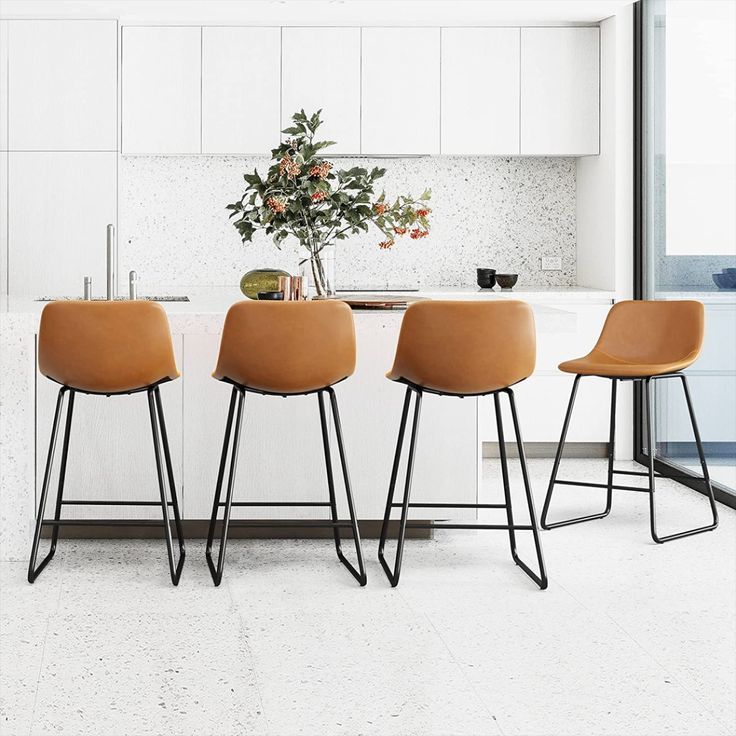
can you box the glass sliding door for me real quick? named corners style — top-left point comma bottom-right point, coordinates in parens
top-left (636, 0), bottom-right (736, 506)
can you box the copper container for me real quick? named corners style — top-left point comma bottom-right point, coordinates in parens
top-left (290, 275), bottom-right (304, 301)
top-left (277, 275), bottom-right (292, 301)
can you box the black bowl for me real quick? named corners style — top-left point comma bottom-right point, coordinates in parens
top-left (476, 268), bottom-right (496, 290)
top-left (257, 290), bottom-right (284, 300)
top-left (713, 273), bottom-right (736, 290)
top-left (495, 273), bottom-right (518, 290)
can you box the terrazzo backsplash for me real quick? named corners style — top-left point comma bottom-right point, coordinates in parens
top-left (119, 156), bottom-right (576, 290)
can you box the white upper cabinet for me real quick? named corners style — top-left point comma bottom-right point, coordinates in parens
top-left (202, 27), bottom-right (280, 154)
top-left (122, 27), bottom-right (201, 154)
top-left (8, 20), bottom-right (117, 151)
top-left (0, 22), bottom-right (8, 150)
top-left (361, 28), bottom-right (440, 155)
top-left (441, 28), bottom-right (520, 155)
top-left (282, 27), bottom-right (361, 153)
top-left (520, 27), bottom-right (600, 155)
top-left (9, 152), bottom-right (117, 297)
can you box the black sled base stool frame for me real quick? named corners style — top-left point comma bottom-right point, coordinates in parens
top-left (378, 384), bottom-right (548, 590)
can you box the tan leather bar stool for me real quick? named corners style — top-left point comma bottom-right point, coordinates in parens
top-left (378, 300), bottom-right (548, 589)
top-left (205, 300), bottom-right (366, 586)
top-left (28, 301), bottom-right (185, 584)
top-left (541, 300), bottom-right (718, 543)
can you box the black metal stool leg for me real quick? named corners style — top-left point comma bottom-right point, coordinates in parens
top-left (647, 376), bottom-right (718, 543)
top-left (542, 375), bottom-right (617, 529)
top-left (494, 392), bottom-right (517, 557)
top-left (28, 387), bottom-right (74, 583)
top-left (151, 387), bottom-right (186, 584)
top-left (148, 388), bottom-right (185, 585)
top-left (504, 388), bottom-right (548, 589)
top-left (325, 388), bottom-right (367, 585)
top-left (378, 387), bottom-right (422, 587)
top-left (318, 391), bottom-right (344, 560)
top-left (206, 387), bottom-right (245, 585)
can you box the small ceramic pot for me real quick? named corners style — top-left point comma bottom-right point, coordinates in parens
top-left (476, 268), bottom-right (496, 290)
top-left (495, 274), bottom-right (518, 290)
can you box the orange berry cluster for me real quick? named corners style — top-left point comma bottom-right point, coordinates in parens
top-left (416, 208), bottom-right (431, 217)
top-left (373, 202), bottom-right (388, 215)
top-left (310, 191), bottom-right (327, 203)
top-left (279, 154), bottom-right (302, 179)
top-left (393, 226), bottom-right (407, 235)
top-left (309, 162), bottom-right (332, 179)
top-left (409, 227), bottom-right (429, 240)
top-left (378, 239), bottom-right (395, 250)
top-left (266, 196), bottom-right (287, 214)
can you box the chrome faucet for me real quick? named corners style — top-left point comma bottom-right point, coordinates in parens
top-left (106, 224), bottom-right (116, 300)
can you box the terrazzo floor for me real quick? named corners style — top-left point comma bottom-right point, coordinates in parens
top-left (1, 459), bottom-right (734, 736)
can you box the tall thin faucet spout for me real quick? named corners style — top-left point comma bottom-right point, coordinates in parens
top-left (106, 224), bottom-right (116, 301)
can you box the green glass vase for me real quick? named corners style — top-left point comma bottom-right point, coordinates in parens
top-left (240, 268), bottom-right (290, 300)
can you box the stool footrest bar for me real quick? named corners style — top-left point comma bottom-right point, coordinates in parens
top-left (406, 523), bottom-right (534, 531)
top-left (61, 500), bottom-right (174, 506)
top-left (41, 519), bottom-right (167, 527)
top-left (219, 520), bottom-right (355, 528)
top-left (391, 502), bottom-right (507, 509)
top-left (219, 501), bottom-right (332, 507)
top-left (554, 479), bottom-right (651, 493)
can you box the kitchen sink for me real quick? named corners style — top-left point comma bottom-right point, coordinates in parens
top-left (35, 296), bottom-right (190, 302)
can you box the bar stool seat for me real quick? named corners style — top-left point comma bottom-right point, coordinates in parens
top-left (385, 300), bottom-right (535, 395)
top-left (379, 300), bottom-right (547, 590)
top-left (558, 352), bottom-right (700, 378)
top-left (39, 301), bottom-right (180, 394)
top-left (213, 301), bottom-right (354, 395)
top-left (29, 301), bottom-right (185, 585)
top-left (206, 300), bottom-right (366, 586)
top-left (542, 299), bottom-right (718, 543)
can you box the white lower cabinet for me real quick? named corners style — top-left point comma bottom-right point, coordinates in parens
top-left (35, 337), bottom-right (184, 520)
top-left (181, 319), bottom-right (478, 520)
top-left (479, 303), bottom-right (612, 445)
top-left (182, 334), bottom-right (329, 521)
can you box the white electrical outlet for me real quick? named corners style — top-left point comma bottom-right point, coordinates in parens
top-left (541, 256), bottom-right (562, 271)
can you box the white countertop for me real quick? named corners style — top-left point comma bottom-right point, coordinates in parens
top-left (0, 284), bottom-right (615, 319)
top-left (0, 285), bottom-right (612, 335)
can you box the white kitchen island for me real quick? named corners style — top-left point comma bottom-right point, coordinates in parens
top-left (0, 286), bottom-right (614, 561)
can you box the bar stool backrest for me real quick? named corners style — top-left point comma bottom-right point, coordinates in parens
top-left (214, 300), bottom-right (356, 394)
top-left (38, 301), bottom-right (179, 394)
top-left (593, 300), bottom-right (704, 367)
top-left (388, 300), bottom-right (536, 395)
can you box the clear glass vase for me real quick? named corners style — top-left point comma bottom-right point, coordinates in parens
top-left (301, 244), bottom-right (336, 298)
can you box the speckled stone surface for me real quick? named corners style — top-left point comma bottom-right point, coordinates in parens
top-left (0, 459), bottom-right (733, 736)
top-left (119, 156), bottom-right (577, 290)
top-left (0, 313), bottom-right (35, 562)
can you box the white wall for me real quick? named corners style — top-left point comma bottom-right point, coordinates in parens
top-left (576, 7), bottom-right (633, 298)
top-left (575, 6), bottom-right (634, 458)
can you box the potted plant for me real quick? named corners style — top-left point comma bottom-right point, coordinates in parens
top-left (227, 110), bottom-right (432, 297)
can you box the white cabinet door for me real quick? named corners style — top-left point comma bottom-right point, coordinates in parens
top-left (8, 20), bottom-right (117, 151)
top-left (182, 334), bottom-right (331, 520)
top-left (282, 27), bottom-right (361, 154)
top-left (361, 28), bottom-right (440, 155)
top-left (520, 27), bottom-right (599, 155)
top-left (441, 28), bottom-right (520, 155)
top-left (0, 152), bottom-right (7, 291)
top-left (8, 152), bottom-right (117, 297)
top-left (339, 314), bottom-right (477, 519)
top-left (122, 26), bottom-right (201, 154)
top-left (36, 340), bottom-right (183, 520)
top-left (0, 22), bottom-right (8, 151)
top-left (202, 27), bottom-right (280, 154)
